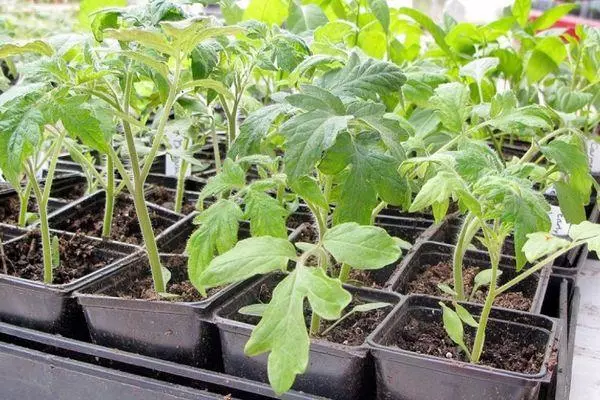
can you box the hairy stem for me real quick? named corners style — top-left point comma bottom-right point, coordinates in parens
top-left (338, 263), bottom-right (351, 283)
top-left (370, 201), bottom-right (387, 225)
top-left (17, 181), bottom-right (32, 227)
top-left (174, 136), bottom-right (190, 214)
top-left (102, 152), bottom-right (115, 238)
top-left (210, 115), bottom-right (222, 174)
top-left (452, 213), bottom-right (479, 301)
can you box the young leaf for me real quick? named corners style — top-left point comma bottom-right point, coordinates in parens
top-left (198, 159), bottom-right (246, 200)
top-left (396, 8), bottom-right (455, 60)
top-left (245, 266), bottom-right (350, 394)
top-left (243, 0), bottom-right (288, 25)
top-left (239, 303), bottom-right (269, 317)
top-left (322, 222), bottom-right (401, 269)
top-left (439, 302), bottom-right (470, 356)
top-left (429, 82), bottom-right (469, 133)
top-left (51, 236), bottom-right (60, 269)
top-left (531, 4), bottom-right (576, 31)
top-left (286, 85), bottom-right (346, 115)
top-left (453, 303), bottom-right (478, 328)
top-left (471, 269), bottom-right (502, 295)
top-left (523, 232), bottom-right (571, 262)
top-left (281, 110), bottom-right (352, 181)
top-left (437, 283), bottom-right (458, 297)
top-left (459, 57), bottom-right (499, 87)
top-left (0, 39), bottom-right (54, 58)
top-left (244, 190), bottom-right (289, 238)
top-left (289, 176), bottom-right (328, 209)
top-left (512, 0), bottom-right (531, 27)
top-left (287, 2), bottom-right (328, 34)
top-left (367, 0), bottom-right (390, 32)
top-left (196, 237), bottom-right (297, 289)
top-left (104, 28), bottom-right (174, 56)
top-left (352, 302), bottom-right (391, 313)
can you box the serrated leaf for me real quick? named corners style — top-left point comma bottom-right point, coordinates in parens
top-left (318, 52), bottom-right (406, 101)
top-left (323, 222), bottom-right (400, 269)
top-left (523, 232), bottom-right (570, 262)
top-left (244, 190), bottom-right (289, 238)
top-left (281, 110), bottom-right (351, 180)
top-left (245, 265), bottom-right (351, 394)
top-left (197, 237), bottom-right (297, 289)
top-left (104, 28), bottom-right (174, 55)
top-left (288, 54), bottom-right (343, 84)
top-left (286, 85), bottom-right (346, 115)
top-left (199, 159), bottom-right (245, 200)
top-left (429, 82), bottom-right (469, 133)
top-left (0, 39), bottom-right (54, 58)
top-left (487, 105), bottom-right (554, 132)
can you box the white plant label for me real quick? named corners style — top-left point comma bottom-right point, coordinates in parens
top-left (586, 139), bottom-right (600, 174)
top-left (544, 185), bottom-right (556, 196)
top-left (548, 205), bottom-right (570, 236)
top-left (165, 133), bottom-right (191, 177)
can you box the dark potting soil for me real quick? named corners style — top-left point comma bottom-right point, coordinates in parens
top-left (406, 262), bottom-right (532, 311)
top-left (56, 195), bottom-right (175, 245)
top-left (231, 280), bottom-right (389, 346)
top-left (389, 311), bottom-right (545, 374)
top-left (331, 264), bottom-right (384, 289)
top-left (1, 231), bottom-right (117, 284)
top-left (102, 257), bottom-right (221, 302)
top-left (50, 182), bottom-right (86, 201)
top-left (0, 195), bottom-right (27, 224)
top-left (146, 186), bottom-right (196, 215)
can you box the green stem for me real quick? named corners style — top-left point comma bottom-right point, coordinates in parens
top-left (370, 201), bottom-right (387, 225)
top-left (121, 69), bottom-right (165, 293)
top-left (518, 128), bottom-right (575, 165)
top-left (470, 231), bottom-right (500, 363)
top-left (17, 181), bottom-right (32, 227)
top-left (174, 137), bottom-right (190, 214)
top-left (102, 152), bottom-right (115, 238)
top-left (338, 263), bottom-right (351, 283)
top-left (210, 116), bottom-right (222, 173)
top-left (452, 213), bottom-right (479, 301)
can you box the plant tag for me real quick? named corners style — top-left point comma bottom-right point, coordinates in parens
top-left (165, 133), bottom-right (191, 177)
top-left (544, 185), bottom-right (556, 196)
top-left (548, 205), bottom-right (570, 236)
top-left (586, 139), bottom-right (600, 174)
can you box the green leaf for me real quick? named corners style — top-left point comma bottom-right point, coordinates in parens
top-left (570, 221), bottom-right (600, 241)
top-left (429, 82), bottom-right (469, 133)
top-left (289, 176), bottom-right (328, 209)
top-left (487, 105), bottom-right (554, 132)
top-left (459, 57), bottom-right (499, 86)
top-left (243, 0), bottom-right (289, 25)
top-left (531, 4), bottom-right (576, 31)
top-left (286, 85), bottom-right (346, 115)
top-left (367, 0), bottom-right (390, 32)
top-left (245, 266), bottom-right (351, 394)
top-left (287, 2), bottom-right (328, 34)
top-left (104, 27), bottom-right (174, 55)
top-left (0, 39), bottom-right (54, 58)
top-left (288, 54), bottom-right (344, 84)
top-left (439, 302), bottom-right (470, 356)
top-left (551, 86), bottom-right (593, 113)
top-left (357, 30), bottom-right (387, 59)
top-left (79, 0), bottom-right (126, 31)
top-left (512, 0), bottom-right (531, 27)
top-left (454, 303), bottom-right (478, 328)
top-left (118, 51), bottom-right (170, 81)
top-left (90, 11), bottom-right (120, 41)
top-left (319, 52), bottom-right (406, 101)
top-left (198, 236), bottom-right (296, 290)
top-left (187, 199), bottom-right (243, 292)
top-left (238, 303), bottom-right (269, 317)
top-left (523, 232), bottom-right (571, 262)
top-left (190, 41), bottom-right (220, 80)
top-left (472, 268), bottom-right (501, 295)
top-left (396, 7), bottom-right (455, 60)
top-left (352, 302), bottom-right (391, 313)
top-left (199, 159), bottom-right (246, 200)
top-left (526, 37), bottom-right (566, 83)
top-left (437, 283), bottom-right (458, 297)
top-left (323, 222), bottom-right (401, 269)
top-left (230, 103), bottom-right (291, 158)
top-left (244, 190), bottom-right (289, 238)
top-left (51, 236), bottom-right (60, 269)
top-left (281, 110), bottom-right (352, 180)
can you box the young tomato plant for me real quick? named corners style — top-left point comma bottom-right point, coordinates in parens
top-left (0, 38), bottom-right (115, 283)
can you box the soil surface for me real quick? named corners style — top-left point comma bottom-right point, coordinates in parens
top-left (231, 278), bottom-right (391, 346)
top-left (406, 262), bottom-right (533, 311)
top-left (146, 186), bottom-right (196, 214)
top-left (389, 311), bottom-right (545, 373)
top-left (50, 182), bottom-right (87, 201)
top-left (330, 264), bottom-right (386, 289)
top-left (103, 257), bottom-right (221, 302)
top-left (2, 231), bottom-right (117, 284)
top-left (0, 195), bottom-right (26, 224)
top-left (54, 195), bottom-right (177, 245)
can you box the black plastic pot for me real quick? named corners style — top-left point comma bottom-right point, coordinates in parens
top-left (0, 230), bottom-right (138, 338)
top-left (0, 321), bottom-right (323, 400)
top-left (47, 173), bottom-right (93, 203)
top-left (48, 191), bottom-right (183, 244)
top-left (388, 241), bottom-right (549, 313)
top-left (0, 224), bottom-right (27, 242)
top-left (146, 172), bottom-right (206, 192)
top-left (214, 272), bottom-right (401, 400)
top-left (76, 254), bottom-right (236, 368)
top-left (145, 184), bottom-right (199, 215)
top-left (0, 189), bottom-right (66, 226)
top-left (367, 295), bottom-right (557, 400)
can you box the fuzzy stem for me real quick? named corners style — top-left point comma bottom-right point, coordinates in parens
top-left (174, 136), bottom-right (190, 214)
top-left (452, 213), bottom-right (479, 301)
top-left (17, 181), bottom-right (32, 227)
top-left (338, 263), bottom-right (351, 283)
top-left (102, 152), bottom-right (115, 238)
top-left (210, 116), bottom-right (222, 173)
top-left (370, 201), bottom-right (387, 225)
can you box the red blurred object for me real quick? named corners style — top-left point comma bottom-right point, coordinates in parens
top-left (530, 9), bottom-right (600, 37)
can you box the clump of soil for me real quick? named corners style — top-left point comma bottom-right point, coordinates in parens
top-left (389, 311), bottom-right (545, 374)
top-left (103, 256), bottom-right (221, 302)
top-left (230, 278), bottom-right (391, 346)
top-left (406, 262), bottom-right (533, 311)
top-left (54, 195), bottom-right (177, 245)
top-left (146, 186), bottom-right (196, 215)
top-left (2, 231), bottom-right (117, 284)
top-left (320, 299), bottom-right (391, 346)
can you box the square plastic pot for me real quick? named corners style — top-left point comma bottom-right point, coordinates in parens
top-left (367, 295), bottom-right (557, 400)
top-left (0, 321), bottom-right (322, 400)
top-left (214, 272), bottom-right (402, 400)
top-left (46, 173), bottom-right (92, 203)
top-left (0, 230), bottom-right (138, 338)
top-left (0, 189), bottom-right (66, 226)
top-left (76, 254), bottom-right (238, 369)
top-left (387, 241), bottom-right (549, 314)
